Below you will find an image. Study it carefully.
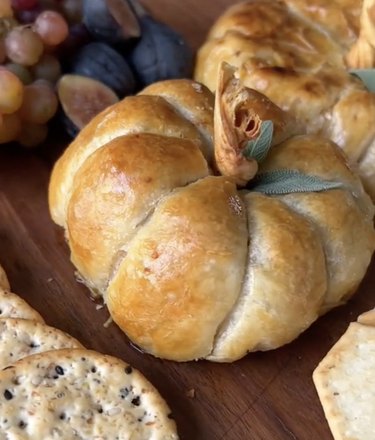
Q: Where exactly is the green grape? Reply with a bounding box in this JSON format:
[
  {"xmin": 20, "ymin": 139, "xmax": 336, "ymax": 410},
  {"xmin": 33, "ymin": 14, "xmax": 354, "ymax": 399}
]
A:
[
  {"xmin": 18, "ymin": 81, "xmax": 58, "ymax": 124},
  {"xmin": 31, "ymin": 53, "xmax": 61, "ymax": 83},
  {"xmin": 0, "ymin": 113, "xmax": 21, "ymax": 144},
  {"xmin": 5, "ymin": 62, "xmax": 33, "ymax": 85},
  {"xmin": 0, "ymin": 68, "xmax": 24, "ymax": 114},
  {"xmin": 33, "ymin": 78, "xmax": 54, "ymax": 87},
  {"xmin": 17, "ymin": 122, "xmax": 48, "ymax": 148},
  {"xmin": 0, "ymin": 17, "xmax": 18, "ymax": 39},
  {"xmin": 5, "ymin": 26, "xmax": 44, "ymax": 66}
]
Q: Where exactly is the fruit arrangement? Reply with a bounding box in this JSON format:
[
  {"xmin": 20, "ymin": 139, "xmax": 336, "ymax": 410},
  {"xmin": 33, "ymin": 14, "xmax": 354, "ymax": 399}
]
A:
[{"xmin": 0, "ymin": 0, "xmax": 193, "ymax": 147}]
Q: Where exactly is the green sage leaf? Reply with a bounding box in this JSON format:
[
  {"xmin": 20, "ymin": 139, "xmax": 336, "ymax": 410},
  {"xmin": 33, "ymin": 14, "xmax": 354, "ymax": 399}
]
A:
[
  {"xmin": 242, "ymin": 120, "xmax": 273, "ymax": 162},
  {"xmin": 350, "ymin": 69, "xmax": 375, "ymax": 92},
  {"xmin": 250, "ymin": 169, "xmax": 343, "ymax": 195}
]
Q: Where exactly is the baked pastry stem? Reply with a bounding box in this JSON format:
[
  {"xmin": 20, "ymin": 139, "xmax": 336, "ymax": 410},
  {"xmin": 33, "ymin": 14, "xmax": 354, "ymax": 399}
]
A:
[{"xmin": 214, "ymin": 63, "xmax": 301, "ymax": 186}]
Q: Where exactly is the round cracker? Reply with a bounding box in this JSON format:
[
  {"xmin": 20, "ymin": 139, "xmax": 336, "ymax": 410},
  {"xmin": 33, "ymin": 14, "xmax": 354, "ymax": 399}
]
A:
[
  {"xmin": 0, "ymin": 290, "xmax": 44, "ymax": 323},
  {"xmin": 0, "ymin": 348, "xmax": 178, "ymax": 439},
  {"xmin": 0, "ymin": 318, "xmax": 83, "ymax": 369}
]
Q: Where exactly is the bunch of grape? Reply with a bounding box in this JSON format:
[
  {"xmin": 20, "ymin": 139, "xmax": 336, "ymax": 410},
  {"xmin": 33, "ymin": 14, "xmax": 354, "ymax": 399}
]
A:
[
  {"xmin": 0, "ymin": 0, "xmax": 193, "ymax": 148},
  {"xmin": 0, "ymin": 0, "xmax": 80, "ymax": 147}
]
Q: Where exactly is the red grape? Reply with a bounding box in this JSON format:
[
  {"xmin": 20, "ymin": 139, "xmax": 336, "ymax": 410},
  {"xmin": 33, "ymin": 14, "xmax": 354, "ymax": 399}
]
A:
[
  {"xmin": 34, "ymin": 10, "xmax": 69, "ymax": 46},
  {"xmin": 11, "ymin": 0, "xmax": 38, "ymax": 11},
  {"xmin": 18, "ymin": 81, "xmax": 58, "ymax": 124},
  {"xmin": 15, "ymin": 5, "xmax": 42, "ymax": 24}
]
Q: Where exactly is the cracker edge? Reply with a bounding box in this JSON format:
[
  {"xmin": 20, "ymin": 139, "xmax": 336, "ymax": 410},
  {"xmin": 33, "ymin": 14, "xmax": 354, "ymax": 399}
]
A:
[
  {"xmin": 0, "ymin": 317, "xmax": 84, "ymax": 369},
  {"xmin": 0, "ymin": 289, "xmax": 44, "ymax": 323},
  {"xmin": 313, "ymin": 311, "xmax": 375, "ymax": 440},
  {"xmin": 0, "ymin": 348, "xmax": 179, "ymax": 439}
]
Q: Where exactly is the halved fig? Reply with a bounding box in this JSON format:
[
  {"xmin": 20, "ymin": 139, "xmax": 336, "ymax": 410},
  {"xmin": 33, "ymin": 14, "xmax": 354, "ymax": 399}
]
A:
[
  {"xmin": 57, "ymin": 74, "xmax": 119, "ymax": 132},
  {"xmin": 83, "ymin": 0, "xmax": 140, "ymax": 43}
]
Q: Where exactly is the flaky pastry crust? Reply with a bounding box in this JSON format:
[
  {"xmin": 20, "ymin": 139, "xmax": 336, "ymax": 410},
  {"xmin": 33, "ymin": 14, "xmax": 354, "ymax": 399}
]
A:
[
  {"xmin": 49, "ymin": 78, "xmax": 375, "ymax": 362},
  {"xmin": 195, "ymin": 0, "xmax": 375, "ymax": 198}
]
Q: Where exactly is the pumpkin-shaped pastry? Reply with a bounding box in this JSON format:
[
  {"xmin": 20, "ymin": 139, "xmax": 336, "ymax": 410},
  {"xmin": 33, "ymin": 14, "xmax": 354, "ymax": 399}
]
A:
[
  {"xmin": 195, "ymin": 0, "xmax": 375, "ymax": 198},
  {"xmin": 48, "ymin": 66, "xmax": 375, "ymax": 362}
]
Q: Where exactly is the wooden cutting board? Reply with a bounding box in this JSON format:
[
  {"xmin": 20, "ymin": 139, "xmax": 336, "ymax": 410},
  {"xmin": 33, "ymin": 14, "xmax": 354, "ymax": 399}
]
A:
[{"xmin": 1, "ymin": 2, "xmax": 374, "ymax": 439}]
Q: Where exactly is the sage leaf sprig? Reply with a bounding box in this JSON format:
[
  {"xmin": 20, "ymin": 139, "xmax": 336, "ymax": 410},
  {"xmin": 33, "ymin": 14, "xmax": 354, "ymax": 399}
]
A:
[
  {"xmin": 242, "ymin": 120, "xmax": 273, "ymax": 162},
  {"xmin": 350, "ymin": 69, "xmax": 375, "ymax": 92},
  {"xmin": 249, "ymin": 169, "xmax": 343, "ymax": 195},
  {"xmin": 239, "ymin": 109, "xmax": 342, "ymax": 195}
]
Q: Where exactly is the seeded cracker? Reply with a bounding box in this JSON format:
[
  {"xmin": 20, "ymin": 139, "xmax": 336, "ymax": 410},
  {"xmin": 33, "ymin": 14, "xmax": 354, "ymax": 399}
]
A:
[
  {"xmin": 0, "ymin": 348, "xmax": 178, "ymax": 439},
  {"xmin": 0, "ymin": 289, "xmax": 44, "ymax": 322},
  {"xmin": 0, "ymin": 318, "xmax": 83, "ymax": 369},
  {"xmin": 313, "ymin": 310, "xmax": 375, "ymax": 440}
]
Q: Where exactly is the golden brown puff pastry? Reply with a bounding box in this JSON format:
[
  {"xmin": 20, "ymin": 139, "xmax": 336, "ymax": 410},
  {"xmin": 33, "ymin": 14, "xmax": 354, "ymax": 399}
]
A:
[
  {"xmin": 285, "ymin": 0, "xmax": 360, "ymax": 49},
  {"xmin": 347, "ymin": 0, "xmax": 375, "ymax": 68},
  {"xmin": 48, "ymin": 76, "xmax": 375, "ymax": 362},
  {"xmin": 285, "ymin": 0, "xmax": 375, "ymax": 68},
  {"xmin": 195, "ymin": 0, "xmax": 375, "ymax": 199}
]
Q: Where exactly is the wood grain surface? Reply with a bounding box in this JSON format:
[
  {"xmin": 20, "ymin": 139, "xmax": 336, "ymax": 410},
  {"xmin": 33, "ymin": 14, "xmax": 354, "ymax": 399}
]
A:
[{"xmin": 1, "ymin": 2, "xmax": 374, "ymax": 439}]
